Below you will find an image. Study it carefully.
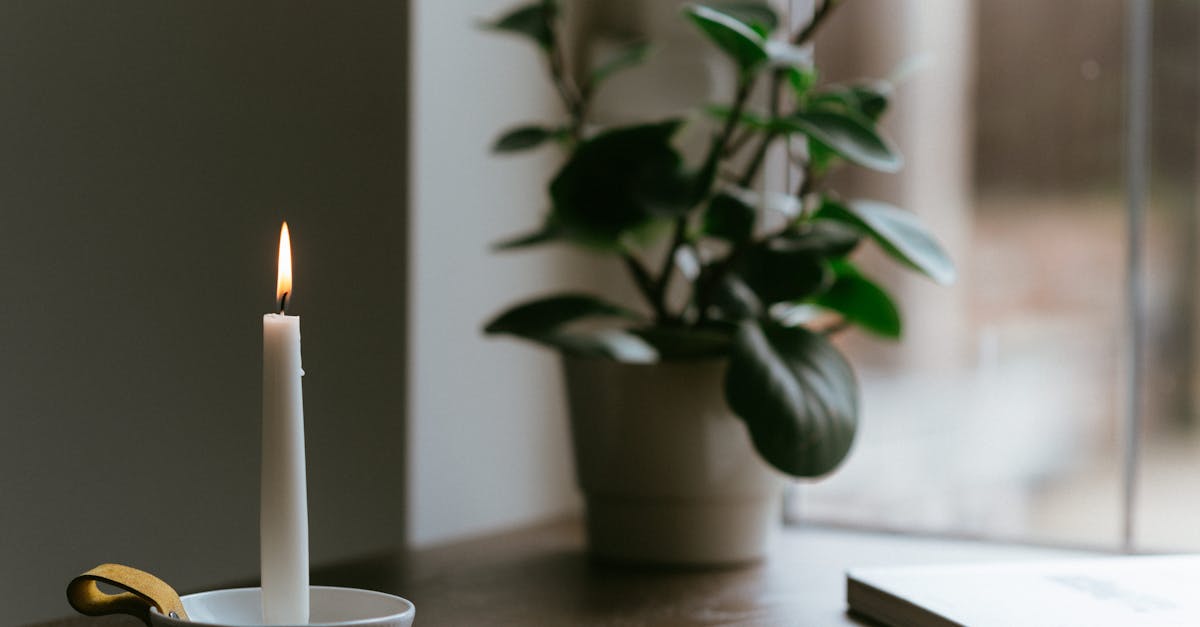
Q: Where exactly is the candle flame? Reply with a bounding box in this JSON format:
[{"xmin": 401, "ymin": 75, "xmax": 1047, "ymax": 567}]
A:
[{"xmin": 276, "ymin": 222, "xmax": 292, "ymax": 313}]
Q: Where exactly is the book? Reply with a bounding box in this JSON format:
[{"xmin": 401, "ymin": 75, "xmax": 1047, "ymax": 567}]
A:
[{"xmin": 847, "ymin": 554, "xmax": 1200, "ymax": 626}]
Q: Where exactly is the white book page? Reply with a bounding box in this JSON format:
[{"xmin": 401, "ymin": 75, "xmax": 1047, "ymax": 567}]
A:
[{"xmin": 850, "ymin": 555, "xmax": 1200, "ymax": 627}]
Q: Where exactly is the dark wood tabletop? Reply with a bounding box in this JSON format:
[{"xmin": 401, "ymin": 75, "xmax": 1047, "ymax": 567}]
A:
[{"xmin": 35, "ymin": 519, "xmax": 1090, "ymax": 626}]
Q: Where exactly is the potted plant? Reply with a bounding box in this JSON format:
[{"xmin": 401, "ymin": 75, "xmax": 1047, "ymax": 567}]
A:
[{"xmin": 482, "ymin": 0, "xmax": 954, "ymax": 565}]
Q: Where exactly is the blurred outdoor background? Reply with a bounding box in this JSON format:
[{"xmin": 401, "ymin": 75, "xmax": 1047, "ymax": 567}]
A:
[{"xmin": 783, "ymin": 0, "xmax": 1200, "ymax": 552}]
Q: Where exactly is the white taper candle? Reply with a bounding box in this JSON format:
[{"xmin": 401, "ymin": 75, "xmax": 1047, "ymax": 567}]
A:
[{"xmin": 261, "ymin": 222, "xmax": 309, "ymax": 623}]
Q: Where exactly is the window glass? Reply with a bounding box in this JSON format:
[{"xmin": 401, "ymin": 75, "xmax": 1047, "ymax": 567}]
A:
[{"xmin": 790, "ymin": 0, "xmax": 1145, "ymax": 549}]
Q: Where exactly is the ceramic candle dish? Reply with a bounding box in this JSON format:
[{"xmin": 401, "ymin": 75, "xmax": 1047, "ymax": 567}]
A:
[
  {"xmin": 150, "ymin": 586, "xmax": 415, "ymax": 627},
  {"xmin": 67, "ymin": 564, "xmax": 414, "ymax": 627}
]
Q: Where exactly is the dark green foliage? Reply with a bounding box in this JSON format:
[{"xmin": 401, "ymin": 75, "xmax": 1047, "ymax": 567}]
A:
[
  {"xmin": 816, "ymin": 199, "xmax": 956, "ymax": 285},
  {"xmin": 493, "ymin": 125, "xmax": 561, "ymax": 153},
  {"xmin": 788, "ymin": 67, "xmax": 819, "ymax": 99},
  {"xmin": 484, "ymin": 293, "xmax": 657, "ymax": 361},
  {"xmin": 710, "ymin": 274, "xmax": 763, "ymax": 321},
  {"xmin": 482, "ymin": 2, "xmax": 557, "ymax": 49},
  {"xmin": 549, "ymin": 121, "xmax": 691, "ymax": 246},
  {"xmin": 774, "ymin": 221, "xmax": 862, "ymax": 258},
  {"xmin": 484, "ymin": 293, "xmax": 641, "ymax": 337},
  {"xmin": 590, "ymin": 42, "xmax": 655, "ymax": 86},
  {"xmin": 703, "ymin": 193, "xmax": 758, "ymax": 242},
  {"xmin": 776, "ymin": 111, "xmax": 902, "ymax": 173},
  {"xmin": 492, "ymin": 221, "xmax": 562, "ymax": 250},
  {"xmin": 725, "ymin": 321, "xmax": 858, "ymax": 477},
  {"xmin": 808, "ymin": 83, "xmax": 891, "ymax": 122},
  {"xmin": 481, "ymin": 0, "xmax": 955, "ymax": 479},
  {"xmin": 633, "ymin": 325, "xmax": 734, "ymax": 360},
  {"xmin": 737, "ymin": 239, "xmax": 832, "ymax": 305},
  {"xmin": 684, "ymin": 4, "xmax": 769, "ymax": 72},
  {"xmin": 703, "ymin": 104, "xmax": 770, "ymax": 133},
  {"xmin": 703, "ymin": 1, "xmax": 779, "ymax": 35},
  {"xmin": 814, "ymin": 261, "xmax": 902, "ymax": 338}
]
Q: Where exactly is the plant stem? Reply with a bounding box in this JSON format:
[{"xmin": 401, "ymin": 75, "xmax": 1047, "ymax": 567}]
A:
[
  {"xmin": 738, "ymin": 133, "xmax": 775, "ymax": 187},
  {"xmin": 693, "ymin": 72, "xmax": 786, "ymax": 322},
  {"xmin": 543, "ymin": 13, "xmax": 586, "ymax": 142},
  {"xmin": 671, "ymin": 0, "xmax": 843, "ymax": 326},
  {"xmin": 716, "ymin": 75, "xmax": 756, "ymax": 149},
  {"xmin": 622, "ymin": 252, "xmax": 664, "ymax": 319},
  {"xmin": 794, "ymin": 158, "xmax": 824, "ymax": 204},
  {"xmin": 652, "ymin": 217, "xmax": 688, "ymax": 324},
  {"xmin": 739, "ymin": 71, "xmax": 784, "ymax": 188},
  {"xmin": 652, "ymin": 74, "xmax": 758, "ymax": 324},
  {"xmin": 792, "ymin": 0, "xmax": 842, "ymax": 46},
  {"xmin": 723, "ymin": 127, "xmax": 757, "ymax": 157}
]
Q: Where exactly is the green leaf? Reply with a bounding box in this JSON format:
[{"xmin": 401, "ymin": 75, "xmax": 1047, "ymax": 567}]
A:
[
  {"xmin": 807, "ymin": 136, "xmax": 840, "ymax": 173},
  {"xmin": 738, "ymin": 239, "xmax": 832, "ymax": 305},
  {"xmin": 770, "ymin": 302, "xmax": 829, "ymax": 327},
  {"xmin": 549, "ymin": 120, "xmax": 689, "ymax": 246},
  {"xmin": 808, "ymin": 83, "xmax": 891, "ymax": 123},
  {"xmin": 632, "ymin": 325, "xmax": 734, "ymax": 360},
  {"xmin": 814, "ymin": 262, "xmax": 902, "ymax": 338},
  {"xmin": 684, "ymin": 4, "xmax": 768, "ymax": 72},
  {"xmin": 703, "ymin": 192, "xmax": 757, "ymax": 241},
  {"xmin": 703, "ymin": 104, "xmax": 769, "ymax": 130},
  {"xmin": 702, "ymin": 1, "xmax": 778, "ymax": 35},
  {"xmin": 851, "ymin": 84, "xmax": 890, "ymax": 121},
  {"xmin": 492, "ymin": 222, "xmax": 562, "ymax": 250},
  {"xmin": 544, "ymin": 329, "xmax": 658, "ymax": 363},
  {"xmin": 482, "ymin": 2, "xmax": 556, "ymax": 50},
  {"xmin": 710, "ymin": 273, "xmax": 763, "ymax": 321},
  {"xmin": 775, "ymin": 111, "xmax": 902, "ymax": 173},
  {"xmin": 493, "ymin": 125, "xmax": 560, "ymax": 153},
  {"xmin": 484, "ymin": 293, "xmax": 641, "ymax": 338},
  {"xmin": 787, "ymin": 66, "xmax": 818, "ymax": 99},
  {"xmin": 590, "ymin": 41, "xmax": 655, "ymax": 86},
  {"xmin": 725, "ymin": 186, "xmax": 802, "ymax": 218},
  {"xmin": 774, "ymin": 221, "xmax": 862, "ymax": 257},
  {"xmin": 765, "ymin": 40, "xmax": 813, "ymax": 69},
  {"xmin": 724, "ymin": 320, "xmax": 858, "ymax": 477},
  {"xmin": 816, "ymin": 199, "xmax": 956, "ymax": 285}
]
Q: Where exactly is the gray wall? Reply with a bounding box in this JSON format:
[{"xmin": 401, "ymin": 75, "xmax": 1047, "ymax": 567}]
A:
[{"xmin": 0, "ymin": 2, "xmax": 408, "ymax": 623}]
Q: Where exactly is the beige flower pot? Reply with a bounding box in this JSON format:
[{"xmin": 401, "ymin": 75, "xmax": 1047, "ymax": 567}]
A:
[{"xmin": 562, "ymin": 354, "xmax": 785, "ymax": 566}]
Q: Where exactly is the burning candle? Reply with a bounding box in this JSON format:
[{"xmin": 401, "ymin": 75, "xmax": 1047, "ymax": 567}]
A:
[{"xmin": 261, "ymin": 222, "xmax": 309, "ymax": 623}]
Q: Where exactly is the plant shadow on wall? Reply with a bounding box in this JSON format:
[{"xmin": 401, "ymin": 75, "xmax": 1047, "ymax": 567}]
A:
[{"xmin": 480, "ymin": 0, "xmax": 955, "ymax": 556}]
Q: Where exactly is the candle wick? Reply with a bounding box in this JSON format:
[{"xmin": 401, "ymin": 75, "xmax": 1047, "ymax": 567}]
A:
[{"xmin": 278, "ymin": 291, "xmax": 290, "ymax": 314}]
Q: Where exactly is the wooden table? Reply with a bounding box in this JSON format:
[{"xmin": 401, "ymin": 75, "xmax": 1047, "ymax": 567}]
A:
[{"xmin": 37, "ymin": 520, "xmax": 1091, "ymax": 626}]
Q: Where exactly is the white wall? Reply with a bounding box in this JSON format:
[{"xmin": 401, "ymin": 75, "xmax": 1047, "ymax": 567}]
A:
[
  {"xmin": 407, "ymin": 0, "xmax": 586, "ymax": 547},
  {"xmin": 0, "ymin": 2, "xmax": 408, "ymax": 623},
  {"xmin": 406, "ymin": 0, "xmax": 740, "ymax": 548}
]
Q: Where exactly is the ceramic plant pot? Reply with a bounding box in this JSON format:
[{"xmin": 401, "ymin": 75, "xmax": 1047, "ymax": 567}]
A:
[{"xmin": 562, "ymin": 354, "xmax": 784, "ymax": 566}]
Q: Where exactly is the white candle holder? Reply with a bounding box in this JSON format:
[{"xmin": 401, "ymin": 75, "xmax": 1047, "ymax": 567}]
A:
[
  {"xmin": 67, "ymin": 565, "xmax": 415, "ymax": 627},
  {"xmin": 150, "ymin": 586, "xmax": 415, "ymax": 627}
]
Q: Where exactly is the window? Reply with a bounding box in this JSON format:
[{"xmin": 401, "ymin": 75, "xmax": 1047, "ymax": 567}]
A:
[{"xmin": 788, "ymin": 0, "xmax": 1200, "ymax": 552}]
